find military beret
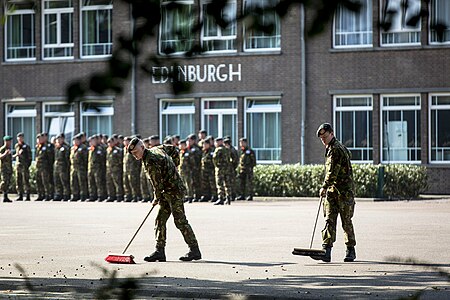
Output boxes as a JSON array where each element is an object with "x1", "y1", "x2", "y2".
[
  {"x1": 179, "y1": 139, "x2": 187, "y2": 144},
  {"x1": 215, "y1": 137, "x2": 223, "y2": 142},
  {"x1": 187, "y1": 134, "x2": 196, "y2": 140},
  {"x1": 203, "y1": 139, "x2": 210, "y2": 145},
  {"x1": 223, "y1": 138, "x2": 231, "y2": 144},
  {"x1": 59, "y1": 133, "x2": 65, "y2": 138},
  {"x1": 134, "y1": 134, "x2": 142, "y2": 139},
  {"x1": 36, "y1": 133, "x2": 41, "y2": 139},
  {"x1": 41, "y1": 132, "x2": 48, "y2": 137},
  {"x1": 206, "y1": 135, "x2": 213, "y2": 140},
  {"x1": 142, "y1": 137, "x2": 150, "y2": 143},
  {"x1": 199, "y1": 129, "x2": 207, "y2": 134},
  {"x1": 17, "y1": 132, "x2": 24, "y2": 138},
  {"x1": 316, "y1": 123, "x2": 333, "y2": 137},
  {"x1": 80, "y1": 132, "x2": 86, "y2": 136},
  {"x1": 73, "y1": 134, "x2": 81, "y2": 140},
  {"x1": 128, "y1": 137, "x2": 142, "y2": 153},
  {"x1": 224, "y1": 135, "x2": 231, "y2": 140},
  {"x1": 118, "y1": 135, "x2": 124, "y2": 139},
  {"x1": 173, "y1": 135, "x2": 180, "y2": 139},
  {"x1": 239, "y1": 137, "x2": 247, "y2": 142},
  {"x1": 3, "y1": 135, "x2": 12, "y2": 141},
  {"x1": 123, "y1": 136, "x2": 131, "y2": 141},
  {"x1": 150, "y1": 135, "x2": 159, "y2": 140},
  {"x1": 107, "y1": 137, "x2": 114, "y2": 143},
  {"x1": 111, "y1": 134, "x2": 119, "y2": 139}
]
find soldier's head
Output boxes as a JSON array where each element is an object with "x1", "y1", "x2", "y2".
[
  {"x1": 149, "y1": 135, "x2": 160, "y2": 147},
  {"x1": 215, "y1": 137, "x2": 223, "y2": 148},
  {"x1": 198, "y1": 129, "x2": 207, "y2": 141},
  {"x1": 55, "y1": 136, "x2": 63, "y2": 148},
  {"x1": 203, "y1": 139, "x2": 210, "y2": 150},
  {"x1": 37, "y1": 133, "x2": 45, "y2": 144},
  {"x1": 58, "y1": 133, "x2": 66, "y2": 143},
  {"x1": 317, "y1": 123, "x2": 334, "y2": 146},
  {"x1": 80, "y1": 132, "x2": 87, "y2": 143},
  {"x1": 41, "y1": 132, "x2": 48, "y2": 143},
  {"x1": 172, "y1": 135, "x2": 180, "y2": 146},
  {"x1": 50, "y1": 136, "x2": 57, "y2": 145},
  {"x1": 73, "y1": 135, "x2": 81, "y2": 146},
  {"x1": 223, "y1": 138, "x2": 231, "y2": 148},
  {"x1": 128, "y1": 137, "x2": 145, "y2": 160},
  {"x1": 3, "y1": 135, "x2": 12, "y2": 147},
  {"x1": 17, "y1": 132, "x2": 25, "y2": 144},
  {"x1": 89, "y1": 136, "x2": 97, "y2": 147},
  {"x1": 123, "y1": 136, "x2": 131, "y2": 147},
  {"x1": 179, "y1": 139, "x2": 187, "y2": 150},
  {"x1": 143, "y1": 137, "x2": 150, "y2": 148},
  {"x1": 187, "y1": 134, "x2": 196, "y2": 146},
  {"x1": 239, "y1": 137, "x2": 248, "y2": 148},
  {"x1": 107, "y1": 137, "x2": 115, "y2": 148}
]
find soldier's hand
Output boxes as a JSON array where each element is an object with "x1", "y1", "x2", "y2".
[{"x1": 319, "y1": 188, "x2": 326, "y2": 198}]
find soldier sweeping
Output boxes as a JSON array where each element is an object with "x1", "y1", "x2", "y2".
[
  {"x1": 128, "y1": 137, "x2": 201, "y2": 262},
  {"x1": 313, "y1": 123, "x2": 356, "y2": 263}
]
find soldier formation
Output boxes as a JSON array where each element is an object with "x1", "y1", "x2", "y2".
[{"x1": 0, "y1": 130, "x2": 257, "y2": 204}]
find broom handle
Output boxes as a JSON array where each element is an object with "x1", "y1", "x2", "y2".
[
  {"x1": 309, "y1": 196, "x2": 323, "y2": 249},
  {"x1": 122, "y1": 204, "x2": 156, "y2": 254}
]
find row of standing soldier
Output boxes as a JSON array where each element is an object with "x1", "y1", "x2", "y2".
[{"x1": 0, "y1": 130, "x2": 256, "y2": 204}]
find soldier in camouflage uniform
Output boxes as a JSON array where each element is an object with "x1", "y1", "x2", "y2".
[
  {"x1": 187, "y1": 134, "x2": 202, "y2": 202},
  {"x1": 312, "y1": 123, "x2": 356, "y2": 263},
  {"x1": 128, "y1": 137, "x2": 201, "y2": 262},
  {"x1": 106, "y1": 137, "x2": 124, "y2": 202},
  {"x1": 236, "y1": 138, "x2": 257, "y2": 201},
  {"x1": 88, "y1": 136, "x2": 107, "y2": 201},
  {"x1": 141, "y1": 138, "x2": 153, "y2": 202},
  {"x1": 123, "y1": 136, "x2": 142, "y2": 202},
  {"x1": 70, "y1": 135, "x2": 89, "y2": 201},
  {"x1": 14, "y1": 132, "x2": 32, "y2": 201},
  {"x1": 53, "y1": 135, "x2": 71, "y2": 201},
  {"x1": 35, "y1": 134, "x2": 54, "y2": 201},
  {"x1": 0, "y1": 136, "x2": 13, "y2": 203},
  {"x1": 199, "y1": 139, "x2": 217, "y2": 202},
  {"x1": 224, "y1": 137, "x2": 238, "y2": 201},
  {"x1": 178, "y1": 140, "x2": 193, "y2": 203},
  {"x1": 42, "y1": 132, "x2": 55, "y2": 198},
  {"x1": 197, "y1": 129, "x2": 207, "y2": 149},
  {"x1": 213, "y1": 137, "x2": 232, "y2": 205}
]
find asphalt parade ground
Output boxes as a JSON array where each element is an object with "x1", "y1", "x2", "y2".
[{"x1": 1, "y1": 198, "x2": 449, "y2": 299}]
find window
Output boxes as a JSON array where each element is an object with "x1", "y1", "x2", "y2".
[
  {"x1": 43, "y1": 103, "x2": 75, "y2": 142},
  {"x1": 245, "y1": 98, "x2": 281, "y2": 162},
  {"x1": 81, "y1": 102, "x2": 114, "y2": 137},
  {"x1": 430, "y1": 0, "x2": 450, "y2": 44},
  {"x1": 160, "y1": 0, "x2": 195, "y2": 55},
  {"x1": 201, "y1": 0, "x2": 236, "y2": 52},
  {"x1": 160, "y1": 100, "x2": 195, "y2": 139},
  {"x1": 381, "y1": 0, "x2": 421, "y2": 46},
  {"x1": 43, "y1": 0, "x2": 74, "y2": 59},
  {"x1": 4, "y1": 0, "x2": 36, "y2": 61},
  {"x1": 334, "y1": 0, "x2": 372, "y2": 48},
  {"x1": 202, "y1": 98, "x2": 237, "y2": 145},
  {"x1": 81, "y1": 0, "x2": 113, "y2": 57},
  {"x1": 244, "y1": 0, "x2": 281, "y2": 51},
  {"x1": 6, "y1": 104, "x2": 37, "y2": 157},
  {"x1": 334, "y1": 96, "x2": 373, "y2": 162},
  {"x1": 381, "y1": 95, "x2": 421, "y2": 163},
  {"x1": 430, "y1": 95, "x2": 450, "y2": 162}
]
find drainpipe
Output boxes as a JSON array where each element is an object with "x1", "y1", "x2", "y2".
[
  {"x1": 300, "y1": 3, "x2": 306, "y2": 165},
  {"x1": 130, "y1": 4, "x2": 136, "y2": 135}
]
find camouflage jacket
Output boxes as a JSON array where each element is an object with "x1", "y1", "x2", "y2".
[
  {"x1": 35, "y1": 143, "x2": 52, "y2": 168},
  {"x1": 106, "y1": 146, "x2": 123, "y2": 173},
  {"x1": 179, "y1": 148, "x2": 193, "y2": 176},
  {"x1": 0, "y1": 145, "x2": 13, "y2": 174},
  {"x1": 322, "y1": 137, "x2": 354, "y2": 196},
  {"x1": 188, "y1": 144, "x2": 202, "y2": 170},
  {"x1": 88, "y1": 145, "x2": 106, "y2": 171},
  {"x1": 155, "y1": 144, "x2": 180, "y2": 167},
  {"x1": 239, "y1": 147, "x2": 257, "y2": 171},
  {"x1": 201, "y1": 148, "x2": 215, "y2": 172},
  {"x1": 142, "y1": 147, "x2": 186, "y2": 200},
  {"x1": 70, "y1": 144, "x2": 88, "y2": 171},
  {"x1": 14, "y1": 142, "x2": 32, "y2": 167},
  {"x1": 213, "y1": 145, "x2": 230, "y2": 170},
  {"x1": 124, "y1": 150, "x2": 141, "y2": 172},
  {"x1": 54, "y1": 144, "x2": 71, "y2": 169},
  {"x1": 229, "y1": 146, "x2": 239, "y2": 171}
]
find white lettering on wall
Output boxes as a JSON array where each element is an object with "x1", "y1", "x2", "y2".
[{"x1": 152, "y1": 64, "x2": 242, "y2": 84}]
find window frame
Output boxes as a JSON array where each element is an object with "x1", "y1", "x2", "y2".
[
  {"x1": 333, "y1": 0, "x2": 373, "y2": 49},
  {"x1": 5, "y1": 103, "x2": 37, "y2": 158},
  {"x1": 380, "y1": 94, "x2": 421, "y2": 164},
  {"x1": 42, "y1": 0, "x2": 74, "y2": 60},
  {"x1": 159, "y1": 98, "x2": 196, "y2": 139},
  {"x1": 244, "y1": 96, "x2": 282, "y2": 164},
  {"x1": 429, "y1": 0, "x2": 450, "y2": 45},
  {"x1": 333, "y1": 95, "x2": 373, "y2": 163},
  {"x1": 79, "y1": 101, "x2": 114, "y2": 137},
  {"x1": 4, "y1": 0, "x2": 36, "y2": 62},
  {"x1": 200, "y1": 0, "x2": 237, "y2": 54},
  {"x1": 380, "y1": 0, "x2": 421, "y2": 47},
  {"x1": 42, "y1": 102, "x2": 75, "y2": 141},
  {"x1": 201, "y1": 97, "x2": 238, "y2": 145},
  {"x1": 429, "y1": 93, "x2": 450, "y2": 164},
  {"x1": 80, "y1": 0, "x2": 113, "y2": 58},
  {"x1": 243, "y1": 0, "x2": 281, "y2": 52}
]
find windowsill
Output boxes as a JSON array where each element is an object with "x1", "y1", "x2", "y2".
[
  {"x1": 2, "y1": 57, "x2": 111, "y2": 66},
  {"x1": 156, "y1": 50, "x2": 282, "y2": 59},
  {"x1": 330, "y1": 45, "x2": 427, "y2": 53}
]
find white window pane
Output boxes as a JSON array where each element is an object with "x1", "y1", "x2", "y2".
[
  {"x1": 430, "y1": 0, "x2": 450, "y2": 43},
  {"x1": 381, "y1": 0, "x2": 421, "y2": 45},
  {"x1": 334, "y1": 0, "x2": 372, "y2": 47}
]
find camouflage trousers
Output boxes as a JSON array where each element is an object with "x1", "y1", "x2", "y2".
[
  {"x1": 215, "y1": 169, "x2": 231, "y2": 199},
  {"x1": 191, "y1": 169, "x2": 201, "y2": 198},
  {"x1": 89, "y1": 168, "x2": 106, "y2": 197},
  {"x1": 0, "y1": 171, "x2": 12, "y2": 193},
  {"x1": 54, "y1": 166, "x2": 70, "y2": 197},
  {"x1": 154, "y1": 190, "x2": 198, "y2": 249},
  {"x1": 226, "y1": 169, "x2": 237, "y2": 197},
  {"x1": 123, "y1": 172, "x2": 141, "y2": 198},
  {"x1": 36, "y1": 165, "x2": 53, "y2": 196},
  {"x1": 15, "y1": 164, "x2": 30, "y2": 194},
  {"x1": 239, "y1": 169, "x2": 254, "y2": 197},
  {"x1": 321, "y1": 194, "x2": 356, "y2": 248},
  {"x1": 140, "y1": 171, "x2": 153, "y2": 200},
  {"x1": 180, "y1": 171, "x2": 193, "y2": 198},
  {"x1": 200, "y1": 168, "x2": 216, "y2": 197},
  {"x1": 71, "y1": 168, "x2": 88, "y2": 197},
  {"x1": 106, "y1": 170, "x2": 124, "y2": 197}
]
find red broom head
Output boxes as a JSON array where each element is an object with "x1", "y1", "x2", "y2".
[{"x1": 105, "y1": 254, "x2": 136, "y2": 264}]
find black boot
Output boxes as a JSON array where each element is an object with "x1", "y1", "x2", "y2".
[
  {"x1": 199, "y1": 195, "x2": 210, "y2": 202},
  {"x1": 45, "y1": 195, "x2": 53, "y2": 201},
  {"x1": 70, "y1": 195, "x2": 80, "y2": 202},
  {"x1": 179, "y1": 246, "x2": 202, "y2": 261},
  {"x1": 36, "y1": 195, "x2": 44, "y2": 201},
  {"x1": 15, "y1": 193, "x2": 23, "y2": 201},
  {"x1": 210, "y1": 195, "x2": 217, "y2": 202},
  {"x1": 116, "y1": 195, "x2": 124, "y2": 202},
  {"x1": 25, "y1": 193, "x2": 31, "y2": 201},
  {"x1": 63, "y1": 195, "x2": 70, "y2": 201},
  {"x1": 225, "y1": 196, "x2": 231, "y2": 205},
  {"x1": 236, "y1": 195, "x2": 245, "y2": 201},
  {"x1": 246, "y1": 195, "x2": 253, "y2": 201},
  {"x1": 311, "y1": 245, "x2": 332, "y2": 262},
  {"x1": 80, "y1": 195, "x2": 87, "y2": 202},
  {"x1": 53, "y1": 194, "x2": 62, "y2": 201},
  {"x1": 213, "y1": 197, "x2": 224, "y2": 205},
  {"x1": 125, "y1": 195, "x2": 133, "y2": 202},
  {"x1": 144, "y1": 248, "x2": 166, "y2": 262},
  {"x1": 3, "y1": 193, "x2": 12, "y2": 203},
  {"x1": 106, "y1": 196, "x2": 116, "y2": 202},
  {"x1": 344, "y1": 246, "x2": 356, "y2": 262}
]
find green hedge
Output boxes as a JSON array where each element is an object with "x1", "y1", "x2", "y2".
[{"x1": 253, "y1": 164, "x2": 428, "y2": 199}]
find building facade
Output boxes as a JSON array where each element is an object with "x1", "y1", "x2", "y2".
[{"x1": 1, "y1": 0, "x2": 449, "y2": 193}]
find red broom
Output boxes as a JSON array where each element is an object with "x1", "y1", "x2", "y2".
[{"x1": 105, "y1": 205, "x2": 156, "y2": 264}]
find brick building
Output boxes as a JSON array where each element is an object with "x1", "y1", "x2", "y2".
[{"x1": 1, "y1": 0, "x2": 449, "y2": 193}]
